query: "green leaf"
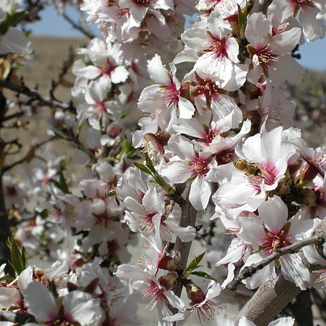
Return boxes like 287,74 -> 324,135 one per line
48,280 -> 58,299
0,275 -> 15,282
185,252 -> 205,273
133,162 -> 151,175
48,171 -> 70,194
190,271 -> 217,281
145,154 -> 157,175
0,11 -> 27,35
77,121 -> 84,135
238,4 -> 248,40
6,238 -> 28,275
134,155 -> 175,195
119,137 -> 140,160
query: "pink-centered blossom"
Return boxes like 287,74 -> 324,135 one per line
162,134 -> 217,210
245,12 -> 304,85
237,196 -> 315,289
268,0 -> 326,42
211,126 -> 297,214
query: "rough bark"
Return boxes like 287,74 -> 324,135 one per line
172,197 -> 197,297
234,274 -> 301,326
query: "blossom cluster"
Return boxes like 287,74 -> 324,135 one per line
0,0 -> 326,325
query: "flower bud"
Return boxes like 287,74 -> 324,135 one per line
158,272 -> 179,291
288,159 -> 302,176
186,282 -> 205,304
143,133 -> 164,157
299,163 -> 319,185
158,254 -> 181,271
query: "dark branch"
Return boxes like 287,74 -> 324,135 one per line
227,236 -> 321,291
62,11 -> 95,40
0,79 -> 76,113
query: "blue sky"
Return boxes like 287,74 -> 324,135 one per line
28,5 -> 326,72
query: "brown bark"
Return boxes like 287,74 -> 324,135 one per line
234,274 -> 301,326
172,197 -> 197,297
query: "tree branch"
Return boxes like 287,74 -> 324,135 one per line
227,236 -> 321,291
0,79 -> 76,113
234,274 -> 301,326
62,11 -> 95,40
172,193 -> 197,298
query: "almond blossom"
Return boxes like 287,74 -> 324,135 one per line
23,282 -> 105,326
175,7 -> 247,90
237,196 -> 315,289
245,12 -> 304,84
211,126 -> 298,215
162,134 -> 216,211
268,0 -> 326,42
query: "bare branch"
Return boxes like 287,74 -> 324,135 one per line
62,11 -> 95,40
0,79 -> 76,113
172,191 -> 197,298
50,46 -> 78,97
2,136 -> 56,174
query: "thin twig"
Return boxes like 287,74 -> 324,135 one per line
62,11 -> 95,39
0,79 -> 76,113
2,136 -> 56,174
227,236 -> 321,290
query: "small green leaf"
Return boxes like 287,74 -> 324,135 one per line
190,271 -> 217,281
145,154 -> 157,175
48,280 -> 58,299
6,238 -> 28,275
133,162 -> 151,175
185,252 -> 205,273
0,275 -> 15,282
0,11 -> 27,35
77,121 -> 84,135
238,4 -> 248,40
119,137 -> 140,160
134,155 -> 175,195
48,171 -> 70,194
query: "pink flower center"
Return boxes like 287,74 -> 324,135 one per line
162,84 -> 179,107
192,78 -> 226,109
107,239 -> 120,255
99,60 -> 115,77
202,124 -> 222,144
260,223 -> 292,254
248,45 -> 279,76
95,100 -> 107,113
6,185 -> 17,197
204,35 -> 228,60
138,213 -> 156,233
291,0 -> 315,12
245,163 -> 278,191
197,300 -> 219,324
134,0 -> 151,6
188,156 -> 211,179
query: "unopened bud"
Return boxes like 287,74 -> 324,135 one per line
299,163 -> 319,185
288,159 -> 302,176
158,272 -> 178,291
158,255 -> 181,271
143,133 -> 164,156
186,282 -> 205,305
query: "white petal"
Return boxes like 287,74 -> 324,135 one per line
24,282 -> 57,322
